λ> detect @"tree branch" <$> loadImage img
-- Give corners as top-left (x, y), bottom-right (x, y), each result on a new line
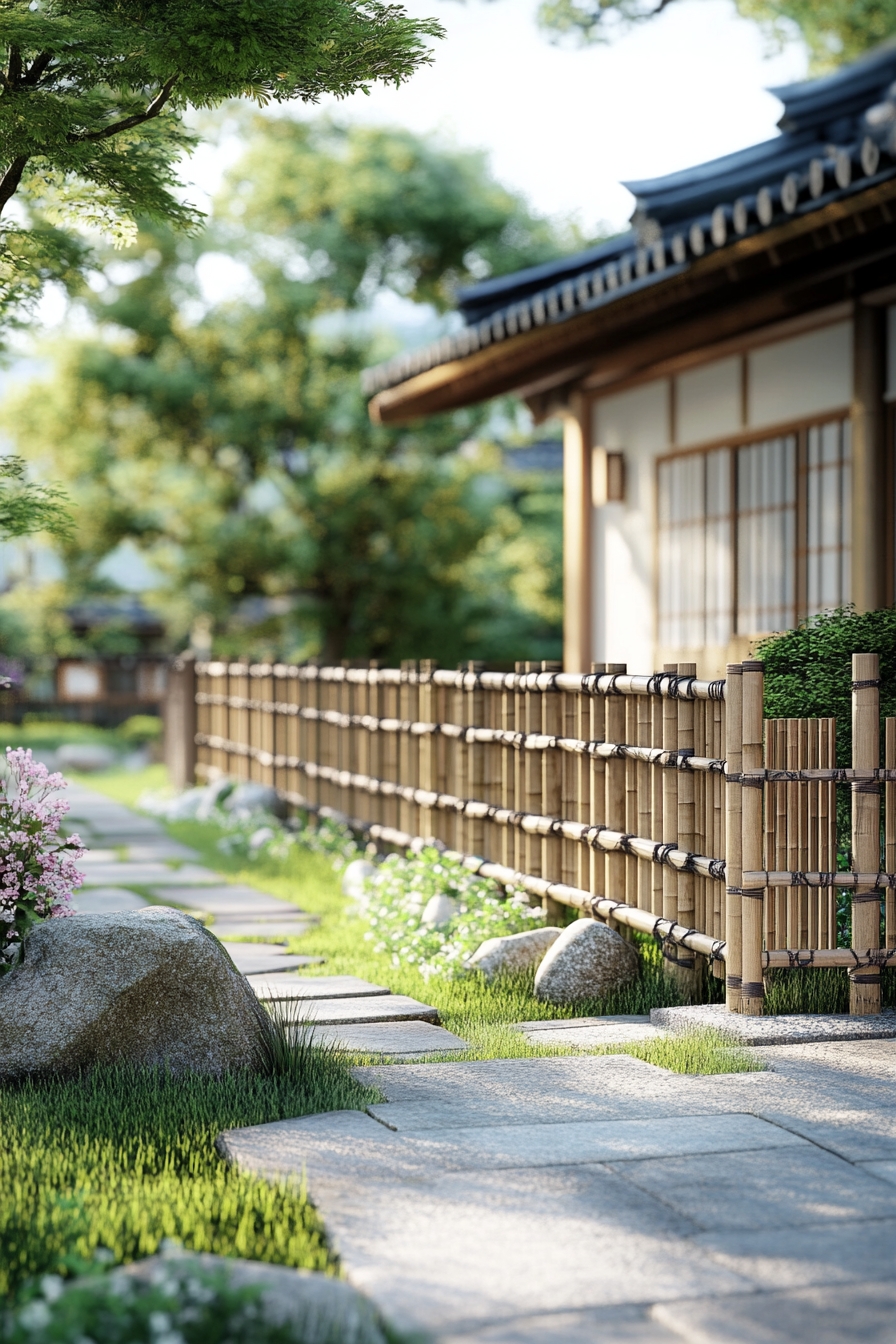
top-left (69, 72), bottom-right (179, 144)
top-left (22, 52), bottom-right (55, 89)
top-left (0, 155), bottom-right (30, 216)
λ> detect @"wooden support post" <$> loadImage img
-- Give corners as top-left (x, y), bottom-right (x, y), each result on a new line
top-left (164, 652), bottom-right (197, 790)
top-left (851, 652), bottom-right (881, 1015)
top-left (886, 718), bottom-right (896, 950)
top-left (725, 665), bottom-right (743, 1012)
top-left (541, 660), bottom-right (563, 923)
top-left (741, 660), bottom-right (765, 1016)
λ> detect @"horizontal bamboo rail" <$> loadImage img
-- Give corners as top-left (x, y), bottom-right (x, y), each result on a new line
top-left (763, 948), bottom-right (896, 968)
top-left (746, 871), bottom-right (896, 889)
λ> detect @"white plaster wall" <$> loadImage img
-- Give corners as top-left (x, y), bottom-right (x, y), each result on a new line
top-left (675, 355), bottom-right (741, 445)
top-left (592, 380), bottom-right (668, 671)
top-left (747, 322), bottom-right (852, 428)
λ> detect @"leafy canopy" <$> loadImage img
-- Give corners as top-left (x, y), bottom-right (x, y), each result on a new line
top-left (534, 0), bottom-right (896, 70)
top-left (3, 117), bottom-right (572, 665)
top-left (0, 0), bottom-right (442, 317)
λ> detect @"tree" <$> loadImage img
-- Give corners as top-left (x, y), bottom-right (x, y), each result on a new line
top-left (2, 119), bottom-right (574, 665)
top-left (0, 0), bottom-right (442, 322)
top-left (534, 0), bottom-right (896, 70)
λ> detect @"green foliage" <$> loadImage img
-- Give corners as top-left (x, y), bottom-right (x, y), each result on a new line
top-left (118, 714), bottom-right (163, 746)
top-left (0, 455), bottom-right (72, 544)
top-left (534, 0), bottom-right (896, 70)
top-left (756, 606), bottom-right (896, 768)
top-left (764, 965), bottom-right (896, 1013)
top-left (4, 119), bottom-right (572, 664)
top-left (0, 0), bottom-right (442, 326)
top-left (591, 1027), bottom-right (763, 1074)
top-left (0, 1054), bottom-right (377, 1302)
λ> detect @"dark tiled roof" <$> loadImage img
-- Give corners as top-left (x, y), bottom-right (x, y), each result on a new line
top-left (363, 44), bottom-right (896, 400)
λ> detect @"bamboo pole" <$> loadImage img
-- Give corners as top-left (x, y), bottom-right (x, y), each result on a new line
top-left (674, 662), bottom-right (699, 998)
top-left (562, 687), bottom-right (578, 888)
top-left (589, 663), bottom-right (606, 910)
top-left (605, 663), bottom-right (627, 911)
top-left (541, 661), bottom-right (564, 923)
top-left (725, 664), bottom-right (743, 1012)
top-left (851, 652), bottom-right (881, 1015)
top-left (651, 689), bottom-right (664, 917)
top-left (637, 690), bottom-right (652, 915)
top-left (662, 663), bottom-right (679, 978)
top-left (740, 660), bottom-right (765, 1015)
top-left (501, 678), bottom-right (515, 868)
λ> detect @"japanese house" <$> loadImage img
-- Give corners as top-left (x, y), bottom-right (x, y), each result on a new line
top-left (363, 45), bottom-right (896, 676)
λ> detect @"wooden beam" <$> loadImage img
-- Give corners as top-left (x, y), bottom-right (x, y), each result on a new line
top-left (851, 304), bottom-right (887, 612)
top-left (562, 395), bottom-right (593, 673)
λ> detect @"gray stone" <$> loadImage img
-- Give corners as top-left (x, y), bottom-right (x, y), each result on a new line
top-left (654, 1281), bottom-right (896, 1344)
top-left (290, 994), bottom-right (439, 1025)
top-left (314, 1022), bottom-right (469, 1056)
top-left (251, 975), bottom-right (390, 1001)
top-left (534, 919), bottom-right (639, 1004)
top-left (223, 781), bottom-right (288, 819)
top-left (224, 944), bottom-right (310, 976)
top-left (160, 786), bottom-right (209, 820)
top-left (439, 1305), bottom-right (682, 1344)
top-left (518, 1021), bottom-right (667, 1048)
top-left (118, 1251), bottom-right (386, 1344)
top-left (0, 907), bottom-right (269, 1078)
top-left (195, 776), bottom-right (236, 820)
top-left (70, 887), bottom-right (150, 913)
top-left (652, 1003), bottom-right (896, 1045)
top-left (342, 858), bottom-right (378, 902)
top-left (56, 742), bottom-right (118, 772)
top-left (422, 894), bottom-right (458, 927)
top-left (467, 926), bottom-right (561, 980)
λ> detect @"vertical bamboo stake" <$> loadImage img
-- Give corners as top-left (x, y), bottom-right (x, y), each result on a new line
top-left (453, 669), bottom-right (467, 853)
top-left (589, 664), bottom-right (606, 908)
top-left (806, 720), bottom-right (819, 951)
top-left (637, 691), bottom-right (652, 914)
top-left (524, 662), bottom-right (541, 877)
top-left (604, 663), bottom-right (627, 907)
top-left (367, 665), bottom-right (381, 833)
top-left (725, 665), bottom-right (743, 1012)
top-left (562, 688), bottom-right (578, 887)
top-left (484, 681), bottom-right (501, 866)
top-left (467, 661), bottom-right (485, 857)
top-left (886, 718), bottom-right (896, 950)
top-left (625, 692), bottom-right (639, 907)
top-left (714, 696), bottom-right (725, 945)
top-left (542, 661), bottom-right (563, 922)
top-left (851, 651), bottom-right (881, 1015)
top-left (418, 661), bottom-right (435, 841)
top-left (435, 677), bottom-right (449, 848)
top-left (514, 662), bottom-right (526, 873)
top-left (501, 677), bottom-right (515, 868)
top-left (786, 719), bottom-right (800, 949)
top-left (662, 664), bottom-right (679, 977)
top-left (577, 676), bottom-right (590, 894)
top-left (818, 717), bottom-right (833, 947)
top-left (651, 688), bottom-right (664, 916)
top-left (675, 662), bottom-right (699, 998)
top-left (741, 660), bottom-right (765, 1016)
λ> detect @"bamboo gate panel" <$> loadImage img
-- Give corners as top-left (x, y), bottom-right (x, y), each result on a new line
top-left (175, 655), bottom-right (896, 1015)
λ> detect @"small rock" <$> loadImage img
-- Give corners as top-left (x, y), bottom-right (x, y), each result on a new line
top-left (534, 918), bottom-right (639, 1004)
top-left (248, 826), bottom-right (276, 852)
top-left (421, 894), bottom-right (458, 928)
top-left (342, 859), bottom-right (378, 901)
top-left (55, 743), bottom-right (118, 773)
top-left (0, 908), bottom-right (270, 1079)
top-left (195, 776), bottom-right (236, 820)
top-left (164, 786), bottom-right (209, 821)
top-left (117, 1251), bottom-right (387, 1344)
top-left (467, 926), bottom-right (562, 981)
top-left (223, 781), bottom-right (288, 820)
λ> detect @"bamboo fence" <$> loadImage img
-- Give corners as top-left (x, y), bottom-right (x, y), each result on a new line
top-left (165, 653), bottom-right (896, 1016)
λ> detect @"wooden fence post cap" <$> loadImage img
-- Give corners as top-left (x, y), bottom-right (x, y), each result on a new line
top-left (742, 660), bottom-right (764, 672)
top-left (726, 663), bottom-right (743, 675)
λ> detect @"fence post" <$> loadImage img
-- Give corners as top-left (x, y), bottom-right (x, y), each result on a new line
top-left (851, 652), bottom-right (881, 1015)
top-left (675, 661), bottom-right (700, 998)
top-left (741, 659), bottom-right (765, 1015)
top-left (164, 652), bottom-right (197, 791)
top-left (541, 659), bottom-right (563, 923)
top-left (725, 664), bottom-right (743, 1012)
top-left (604, 663), bottom-right (627, 910)
top-left (661, 663), bottom-right (679, 980)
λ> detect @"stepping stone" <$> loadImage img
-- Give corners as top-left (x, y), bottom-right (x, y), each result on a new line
top-left (652, 1003), bottom-right (896, 1046)
top-left (159, 884), bottom-right (300, 917)
top-left (81, 863), bottom-right (219, 888)
top-left (224, 945), bottom-right (310, 975)
top-left (515, 1015), bottom-right (667, 1047)
top-left (212, 919), bottom-right (313, 942)
top-left (70, 887), bottom-right (150, 913)
top-left (251, 975), bottom-right (390, 1002)
top-left (307, 1021), bottom-right (469, 1056)
top-left (124, 841), bottom-right (200, 862)
top-left (288, 995), bottom-right (440, 1026)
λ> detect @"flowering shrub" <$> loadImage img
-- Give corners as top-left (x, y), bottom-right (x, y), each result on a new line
top-left (2, 1256), bottom-right (325, 1343)
top-left (213, 809), bottom-right (359, 869)
top-left (0, 748), bottom-right (84, 973)
top-left (364, 847), bottom-right (545, 980)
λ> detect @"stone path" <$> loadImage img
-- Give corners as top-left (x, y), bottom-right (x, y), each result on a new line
top-left (222, 1039), bottom-right (896, 1343)
top-left (64, 781), bottom-right (455, 1047)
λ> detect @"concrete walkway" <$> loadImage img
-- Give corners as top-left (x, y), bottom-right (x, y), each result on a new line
top-left (222, 1035), bottom-right (896, 1342)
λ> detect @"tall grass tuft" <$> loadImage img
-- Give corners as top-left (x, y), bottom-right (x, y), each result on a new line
top-left (0, 1047), bottom-right (379, 1303)
top-left (592, 1027), bottom-right (763, 1075)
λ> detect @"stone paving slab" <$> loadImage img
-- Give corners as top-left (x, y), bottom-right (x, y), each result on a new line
top-left (80, 863), bottom-right (220, 888)
top-left (752, 1104), bottom-right (896, 1163)
top-left (692, 1216), bottom-right (896, 1291)
top-left (858, 1158), bottom-right (896, 1184)
top-left (289, 994), bottom-right (439, 1026)
top-left (653, 1280), bottom-right (896, 1344)
top-left (439, 1305), bottom-right (680, 1344)
top-left (223, 945), bottom-right (310, 976)
top-left (123, 840), bottom-right (201, 862)
top-left (312, 1022), bottom-right (469, 1056)
top-left (157, 884), bottom-right (300, 916)
top-left (653, 1003), bottom-right (896, 1044)
top-left (212, 919), bottom-right (313, 941)
top-left (518, 1022), bottom-right (667, 1048)
top-left (70, 887), bottom-right (150, 913)
top-left (250, 975), bottom-right (390, 1001)
top-left (609, 1144), bottom-right (896, 1231)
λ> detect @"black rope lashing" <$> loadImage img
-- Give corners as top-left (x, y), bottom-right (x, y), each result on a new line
top-left (652, 841), bottom-right (676, 866)
top-left (707, 679), bottom-right (726, 700)
top-left (852, 678), bottom-right (881, 690)
top-left (646, 673), bottom-right (664, 697)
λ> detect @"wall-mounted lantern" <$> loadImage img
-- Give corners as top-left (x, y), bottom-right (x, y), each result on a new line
top-left (591, 447), bottom-right (626, 506)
